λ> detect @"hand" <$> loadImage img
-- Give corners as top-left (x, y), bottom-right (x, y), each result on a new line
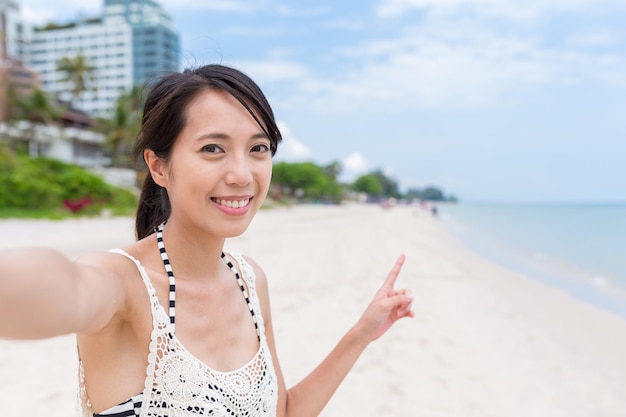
top-left (356, 254), bottom-right (414, 342)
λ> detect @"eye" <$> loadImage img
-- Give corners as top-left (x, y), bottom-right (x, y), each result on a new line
top-left (251, 143), bottom-right (270, 153)
top-left (201, 144), bottom-right (224, 153)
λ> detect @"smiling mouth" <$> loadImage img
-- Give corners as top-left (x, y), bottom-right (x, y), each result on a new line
top-left (212, 198), bottom-right (251, 208)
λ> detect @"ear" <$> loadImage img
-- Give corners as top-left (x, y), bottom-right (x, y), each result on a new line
top-left (144, 149), bottom-right (168, 188)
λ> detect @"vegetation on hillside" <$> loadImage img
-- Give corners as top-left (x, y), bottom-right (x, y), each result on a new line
top-left (0, 144), bottom-right (137, 219)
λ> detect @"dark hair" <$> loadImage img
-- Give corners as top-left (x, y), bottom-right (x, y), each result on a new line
top-left (133, 64), bottom-right (282, 240)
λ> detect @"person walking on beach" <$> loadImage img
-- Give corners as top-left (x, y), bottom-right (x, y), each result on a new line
top-left (0, 64), bottom-right (414, 417)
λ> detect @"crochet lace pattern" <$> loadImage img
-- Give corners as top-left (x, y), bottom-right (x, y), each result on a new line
top-left (80, 250), bottom-right (278, 417)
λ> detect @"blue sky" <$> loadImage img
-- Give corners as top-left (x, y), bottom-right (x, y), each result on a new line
top-left (19, 0), bottom-right (626, 202)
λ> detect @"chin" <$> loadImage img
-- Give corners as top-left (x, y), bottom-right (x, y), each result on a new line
top-left (222, 220), bottom-right (255, 238)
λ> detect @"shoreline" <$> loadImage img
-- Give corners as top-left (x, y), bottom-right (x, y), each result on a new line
top-left (2, 203), bottom-right (626, 416)
top-left (439, 204), bottom-right (626, 320)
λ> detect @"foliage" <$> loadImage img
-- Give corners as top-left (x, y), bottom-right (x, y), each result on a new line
top-left (352, 170), bottom-right (400, 198)
top-left (0, 155), bottom-right (137, 217)
top-left (35, 23), bottom-right (78, 31)
top-left (352, 173), bottom-right (383, 197)
top-left (14, 89), bottom-right (61, 124)
top-left (57, 53), bottom-right (96, 106)
top-left (270, 161), bottom-right (456, 204)
top-left (271, 161), bottom-right (344, 203)
top-left (97, 86), bottom-right (144, 168)
top-left (405, 186), bottom-right (456, 202)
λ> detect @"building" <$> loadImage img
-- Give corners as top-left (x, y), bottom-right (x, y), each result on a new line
top-left (0, 0), bottom-right (23, 59)
top-left (0, 111), bottom-right (108, 168)
top-left (0, 61), bottom-right (40, 121)
top-left (0, 0), bottom-right (40, 121)
top-left (24, 0), bottom-right (180, 117)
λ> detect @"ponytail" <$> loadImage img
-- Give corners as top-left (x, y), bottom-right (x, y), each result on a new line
top-left (135, 174), bottom-right (170, 240)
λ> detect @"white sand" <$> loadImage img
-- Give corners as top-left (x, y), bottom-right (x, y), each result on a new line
top-left (1, 204), bottom-right (626, 417)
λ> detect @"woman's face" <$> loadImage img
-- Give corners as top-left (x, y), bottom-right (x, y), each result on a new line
top-left (154, 89), bottom-right (273, 238)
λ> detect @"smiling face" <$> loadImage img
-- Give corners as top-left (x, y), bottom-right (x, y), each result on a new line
top-left (146, 88), bottom-right (273, 238)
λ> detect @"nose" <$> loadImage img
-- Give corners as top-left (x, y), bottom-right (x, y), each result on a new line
top-left (225, 154), bottom-right (253, 186)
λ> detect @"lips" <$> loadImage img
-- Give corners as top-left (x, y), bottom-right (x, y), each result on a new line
top-left (211, 198), bottom-right (251, 209)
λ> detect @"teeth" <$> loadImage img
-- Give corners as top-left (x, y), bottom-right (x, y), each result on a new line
top-left (215, 199), bottom-right (249, 208)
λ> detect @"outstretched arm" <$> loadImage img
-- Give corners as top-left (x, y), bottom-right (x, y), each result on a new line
top-left (0, 247), bottom-right (124, 339)
top-left (255, 254), bottom-right (414, 417)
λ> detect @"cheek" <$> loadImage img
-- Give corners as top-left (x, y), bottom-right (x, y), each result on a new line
top-left (263, 162), bottom-right (273, 185)
top-left (254, 162), bottom-right (272, 193)
top-left (256, 159), bottom-right (273, 179)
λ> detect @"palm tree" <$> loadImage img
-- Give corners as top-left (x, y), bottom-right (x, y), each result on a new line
top-left (57, 53), bottom-right (96, 108)
top-left (14, 88), bottom-right (61, 157)
top-left (98, 85), bottom-right (144, 167)
top-left (16, 89), bottom-right (59, 124)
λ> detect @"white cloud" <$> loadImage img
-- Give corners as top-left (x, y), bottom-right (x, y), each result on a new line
top-left (340, 152), bottom-right (369, 182)
top-left (231, 60), bottom-right (309, 84)
top-left (274, 5), bottom-right (329, 17)
top-left (374, 0), bottom-right (626, 21)
top-left (302, 10), bottom-right (626, 112)
top-left (274, 121), bottom-right (312, 161)
top-left (19, 0), bottom-right (100, 24)
top-left (325, 19), bottom-right (367, 31)
top-left (18, 0), bottom-right (262, 25)
top-left (160, 0), bottom-right (259, 12)
top-left (567, 32), bottom-right (618, 48)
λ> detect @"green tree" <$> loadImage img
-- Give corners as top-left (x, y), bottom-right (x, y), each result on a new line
top-left (57, 53), bottom-right (96, 107)
top-left (98, 86), bottom-right (144, 167)
top-left (352, 173), bottom-right (383, 197)
top-left (15, 88), bottom-right (60, 124)
top-left (420, 186), bottom-right (445, 201)
top-left (372, 170), bottom-right (400, 198)
top-left (352, 170), bottom-right (399, 198)
top-left (12, 89), bottom-right (61, 157)
top-left (4, 84), bottom-right (21, 123)
top-left (323, 160), bottom-right (342, 180)
top-left (405, 186), bottom-right (452, 201)
top-left (271, 161), bottom-right (343, 203)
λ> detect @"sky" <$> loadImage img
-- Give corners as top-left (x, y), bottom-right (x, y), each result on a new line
top-left (17, 0), bottom-right (626, 203)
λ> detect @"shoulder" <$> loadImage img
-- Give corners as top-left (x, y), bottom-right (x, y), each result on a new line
top-left (74, 247), bottom-right (142, 284)
top-left (75, 233), bottom-right (158, 279)
top-left (240, 256), bottom-right (275, 328)
top-left (231, 252), bottom-right (268, 298)
top-left (73, 242), bottom-right (153, 324)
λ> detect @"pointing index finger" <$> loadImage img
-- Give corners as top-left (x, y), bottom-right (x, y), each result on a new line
top-left (383, 253), bottom-right (406, 288)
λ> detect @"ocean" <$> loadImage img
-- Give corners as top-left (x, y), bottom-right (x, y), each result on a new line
top-left (439, 202), bottom-right (626, 319)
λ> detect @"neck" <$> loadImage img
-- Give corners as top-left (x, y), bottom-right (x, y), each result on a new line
top-left (159, 218), bottom-right (226, 282)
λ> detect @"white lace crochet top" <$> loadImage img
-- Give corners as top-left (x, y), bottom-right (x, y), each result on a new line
top-left (79, 245), bottom-right (278, 417)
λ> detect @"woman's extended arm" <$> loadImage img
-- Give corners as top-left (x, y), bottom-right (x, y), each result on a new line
top-left (0, 247), bottom-right (125, 339)
top-left (254, 255), bottom-right (414, 417)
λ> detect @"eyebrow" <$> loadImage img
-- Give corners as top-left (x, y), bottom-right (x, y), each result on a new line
top-left (196, 132), bottom-right (269, 141)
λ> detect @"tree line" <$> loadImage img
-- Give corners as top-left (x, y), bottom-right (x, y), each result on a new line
top-left (271, 161), bottom-right (456, 204)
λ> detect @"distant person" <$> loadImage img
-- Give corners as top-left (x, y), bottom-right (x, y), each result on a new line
top-left (430, 203), bottom-right (438, 217)
top-left (0, 64), bottom-right (414, 417)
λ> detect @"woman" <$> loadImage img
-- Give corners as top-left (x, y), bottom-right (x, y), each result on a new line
top-left (0, 64), bottom-right (414, 417)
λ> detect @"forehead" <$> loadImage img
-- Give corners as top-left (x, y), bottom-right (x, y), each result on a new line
top-left (186, 89), bottom-right (248, 117)
top-left (178, 89), bottom-right (267, 138)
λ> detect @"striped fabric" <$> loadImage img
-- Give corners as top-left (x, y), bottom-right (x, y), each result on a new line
top-left (221, 252), bottom-right (261, 342)
top-left (156, 223), bottom-right (176, 332)
top-left (93, 394), bottom-right (142, 417)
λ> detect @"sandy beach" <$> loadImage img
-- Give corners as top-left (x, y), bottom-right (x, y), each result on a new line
top-left (1, 203), bottom-right (626, 417)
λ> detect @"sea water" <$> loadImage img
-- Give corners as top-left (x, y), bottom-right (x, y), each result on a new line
top-left (439, 202), bottom-right (626, 318)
